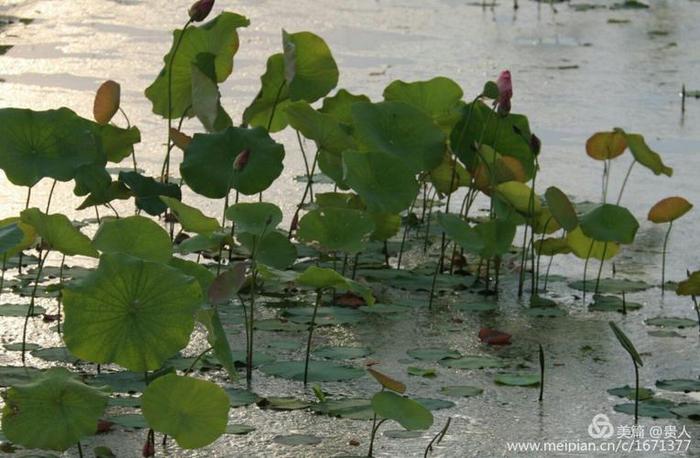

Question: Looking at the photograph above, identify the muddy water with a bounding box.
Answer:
[0,0,700,456]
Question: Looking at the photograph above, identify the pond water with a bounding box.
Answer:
[0,0,699,456]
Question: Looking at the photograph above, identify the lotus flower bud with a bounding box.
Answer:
[530,133,541,156]
[188,0,215,22]
[233,149,250,171]
[495,70,512,116]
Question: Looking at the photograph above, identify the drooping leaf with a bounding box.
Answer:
[580,203,639,244]
[0,108,103,187]
[609,321,643,366]
[181,127,284,198]
[208,263,247,305]
[160,196,220,234]
[63,253,202,371]
[282,30,339,103]
[342,150,420,214]
[352,101,445,174]
[142,374,229,449]
[242,54,291,132]
[145,12,250,119]
[371,391,433,431]
[647,196,693,223]
[585,131,627,160]
[677,271,700,296]
[197,307,237,381]
[191,53,232,132]
[0,218,36,259]
[20,208,97,257]
[495,181,541,215]
[383,77,463,132]
[76,181,131,210]
[544,186,578,231]
[367,368,406,393]
[118,171,181,216]
[622,131,672,177]
[93,80,121,125]
[298,207,375,253]
[92,215,172,263]
[2,368,108,451]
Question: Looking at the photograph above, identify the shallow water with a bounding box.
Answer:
[0,0,700,457]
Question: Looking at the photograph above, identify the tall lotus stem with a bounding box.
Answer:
[303,289,323,386]
[661,222,673,295]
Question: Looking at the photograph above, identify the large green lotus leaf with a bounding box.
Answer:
[63,253,202,372]
[352,101,445,173]
[437,213,483,254]
[176,232,229,255]
[191,53,233,133]
[160,196,220,234]
[196,307,237,381]
[370,212,401,241]
[495,181,542,215]
[0,218,36,258]
[76,181,132,210]
[73,163,112,198]
[225,202,282,236]
[544,186,578,231]
[315,192,364,210]
[429,154,471,195]
[242,53,291,132]
[100,125,141,163]
[297,266,374,305]
[648,196,693,224]
[342,150,420,214]
[1,367,108,451]
[677,271,700,296]
[20,208,97,257]
[238,231,297,269]
[318,149,349,189]
[371,391,433,431]
[0,107,103,187]
[566,227,620,260]
[92,215,172,263]
[181,126,284,198]
[475,220,516,258]
[383,77,463,132]
[298,207,375,253]
[451,101,534,178]
[145,12,250,119]
[580,204,639,244]
[320,89,371,125]
[118,171,181,216]
[142,374,229,449]
[623,131,673,177]
[282,30,339,103]
[285,101,355,154]
[534,237,572,256]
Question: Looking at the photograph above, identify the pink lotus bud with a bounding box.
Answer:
[496,70,512,116]
[233,149,250,171]
[188,0,215,22]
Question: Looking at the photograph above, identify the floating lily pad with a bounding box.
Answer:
[613,398,677,419]
[312,398,373,420]
[284,306,364,326]
[415,398,455,411]
[655,379,700,393]
[524,307,567,317]
[107,396,141,408]
[226,388,260,407]
[0,303,46,317]
[648,330,684,338]
[230,351,275,368]
[568,278,651,293]
[273,434,322,446]
[257,397,310,411]
[4,342,40,352]
[359,303,410,315]
[440,385,483,398]
[589,295,643,313]
[407,367,437,378]
[645,317,698,329]
[453,302,497,313]
[313,346,372,360]
[438,355,506,370]
[372,391,434,431]
[260,361,364,382]
[254,319,307,332]
[106,414,147,429]
[0,366,42,387]
[407,348,461,362]
[88,371,147,393]
[30,347,79,364]
[384,430,425,439]
[226,424,256,435]
[494,373,540,387]
[607,385,654,401]
[670,403,700,420]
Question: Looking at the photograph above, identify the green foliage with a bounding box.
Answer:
[119,171,181,216]
[92,215,172,263]
[225,202,283,236]
[580,204,639,244]
[20,208,97,257]
[298,207,375,253]
[371,391,433,430]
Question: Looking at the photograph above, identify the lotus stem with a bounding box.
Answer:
[594,242,608,295]
[397,191,420,269]
[542,255,554,292]
[22,249,50,365]
[266,81,287,131]
[424,417,452,457]
[422,187,437,253]
[538,344,545,402]
[288,149,319,238]
[633,361,639,425]
[57,254,65,335]
[352,251,360,280]
[367,417,388,457]
[517,223,529,297]
[18,187,32,275]
[616,160,636,206]
[582,240,594,303]
[0,254,6,295]
[163,19,193,183]
[303,289,323,386]
[184,346,213,375]
[622,291,627,315]
[77,441,84,458]
[661,222,673,295]
[45,179,57,214]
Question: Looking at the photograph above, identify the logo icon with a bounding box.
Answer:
[588,414,614,439]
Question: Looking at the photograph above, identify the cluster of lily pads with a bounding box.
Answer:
[0,0,698,456]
